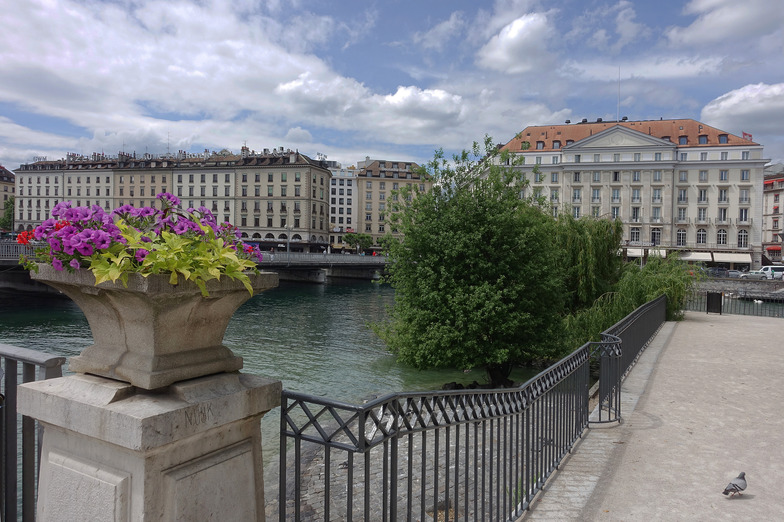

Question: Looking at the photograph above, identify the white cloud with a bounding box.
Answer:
[475,13,553,74]
[666,0,784,47]
[413,11,466,52]
[564,55,726,81]
[284,127,313,142]
[701,83,784,135]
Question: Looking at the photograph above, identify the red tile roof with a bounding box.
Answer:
[501,118,756,153]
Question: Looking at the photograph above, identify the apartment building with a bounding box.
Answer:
[356,158,429,250]
[14,146,332,252]
[499,118,767,269]
[762,163,784,263]
[328,163,360,251]
[1,165,14,222]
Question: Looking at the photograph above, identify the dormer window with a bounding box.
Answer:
[553,140,561,149]
[698,135,708,144]
[679,136,688,145]
[719,134,728,144]
[536,141,545,149]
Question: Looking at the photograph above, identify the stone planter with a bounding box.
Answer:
[31,263,279,389]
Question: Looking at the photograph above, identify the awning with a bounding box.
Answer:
[625,248,643,257]
[767,245,782,251]
[713,252,752,263]
[680,251,713,262]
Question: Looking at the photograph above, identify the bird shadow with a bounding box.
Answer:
[726,494,755,500]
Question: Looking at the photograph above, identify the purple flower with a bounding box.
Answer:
[69,259,81,270]
[173,222,190,235]
[135,249,150,262]
[52,258,64,271]
[91,230,112,249]
[157,192,180,207]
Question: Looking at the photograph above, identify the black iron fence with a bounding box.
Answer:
[0,344,66,522]
[277,295,666,521]
[686,291,784,318]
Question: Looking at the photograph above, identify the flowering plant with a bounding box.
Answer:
[18,192,263,296]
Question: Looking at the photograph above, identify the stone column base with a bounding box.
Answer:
[18,372,281,521]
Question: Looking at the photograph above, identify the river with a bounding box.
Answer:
[0,279,538,468]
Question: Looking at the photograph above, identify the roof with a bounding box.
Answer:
[501,118,757,153]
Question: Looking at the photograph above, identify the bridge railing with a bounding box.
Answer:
[0,241,27,260]
[257,252,386,266]
[276,296,666,521]
[1,344,66,522]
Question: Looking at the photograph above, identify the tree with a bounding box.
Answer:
[0,195,14,230]
[343,232,373,252]
[376,137,565,386]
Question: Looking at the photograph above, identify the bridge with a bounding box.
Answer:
[0,240,388,287]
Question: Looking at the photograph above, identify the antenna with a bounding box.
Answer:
[617,66,621,122]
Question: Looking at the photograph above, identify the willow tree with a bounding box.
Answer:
[376,137,565,386]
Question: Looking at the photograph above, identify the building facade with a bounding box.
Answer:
[499,118,767,269]
[356,158,429,251]
[14,147,332,252]
[762,163,784,263]
[328,163,360,251]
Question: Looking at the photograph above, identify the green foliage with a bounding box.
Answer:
[0,195,14,230]
[343,232,374,251]
[376,137,565,384]
[554,213,625,313]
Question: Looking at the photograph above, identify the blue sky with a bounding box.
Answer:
[1,0,783,171]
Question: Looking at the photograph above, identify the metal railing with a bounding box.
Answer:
[1,344,66,522]
[686,291,784,318]
[277,296,666,521]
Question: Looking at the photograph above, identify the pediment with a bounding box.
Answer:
[565,125,673,150]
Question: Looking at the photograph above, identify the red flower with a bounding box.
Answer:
[17,230,34,245]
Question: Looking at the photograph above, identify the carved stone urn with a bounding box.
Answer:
[31,263,279,389]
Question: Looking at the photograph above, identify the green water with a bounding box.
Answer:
[0,280,538,468]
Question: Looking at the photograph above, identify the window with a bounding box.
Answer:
[671,229,685,247]
[699,135,708,145]
[653,170,662,182]
[652,207,661,221]
[551,172,558,183]
[717,229,728,245]
[631,207,640,221]
[535,157,542,165]
[679,171,688,182]
[719,134,728,144]
[573,172,581,182]
[742,151,750,160]
[572,188,581,202]
[592,171,601,182]
[699,170,708,182]
[572,207,580,218]
[774,218,780,229]
[679,136,688,145]
[718,189,728,203]
[738,230,748,248]
[720,170,728,181]
[611,207,619,219]
[651,228,661,245]
[721,151,728,161]
[535,172,543,183]
[652,188,662,203]
[632,188,641,203]
[697,228,707,244]
[630,227,640,242]
[613,171,620,182]
[551,156,559,164]
[738,208,749,222]
[741,170,749,181]
[698,189,707,203]
[281,186,287,197]
[574,154,581,163]
[553,140,561,149]
[678,189,688,203]
[654,152,662,161]
[612,188,620,202]
[698,208,707,222]
[700,152,708,161]
[679,153,688,161]
[267,186,273,197]
[677,208,687,222]
[592,188,600,202]
[550,189,559,202]
[536,141,544,149]
[634,153,641,162]
[633,171,641,182]
[717,208,727,223]
[613,153,620,162]
[594,154,601,162]
[739,189,750,203]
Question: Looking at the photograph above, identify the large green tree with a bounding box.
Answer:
[343,232,373,252]
[376,138,565,386]
[0,195,14,231]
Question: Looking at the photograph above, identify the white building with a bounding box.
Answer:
[499,118,767,269]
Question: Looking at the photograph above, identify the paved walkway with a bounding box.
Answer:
[522,311,784,521]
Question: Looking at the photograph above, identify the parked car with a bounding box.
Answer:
[740,270,767,280]
[759,265,784,280]
[707,267,729,278]
[727,270,741,278]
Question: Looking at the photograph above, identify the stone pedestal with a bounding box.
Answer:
[18,372,281,521]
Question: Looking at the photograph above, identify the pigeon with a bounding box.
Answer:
[722,472,747,497]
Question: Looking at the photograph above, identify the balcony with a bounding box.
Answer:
[592,197,601,203]
[677,197,688,204]
[572,197,581,203]
[631,197,641,203]
[652,197,662,204]
[739,197,750,205]
[611,197,621,203]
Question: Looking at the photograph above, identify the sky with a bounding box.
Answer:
[1,0,783,172]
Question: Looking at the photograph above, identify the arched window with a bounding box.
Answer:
[265,233,275,239]
[717,229,727,245]
[651,229,662,246]
[677,229,687,247]
[738,230,749,248]
[697,228,707,244]
[630,227,640,242]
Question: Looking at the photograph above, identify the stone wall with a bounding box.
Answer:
[698,279,784,296]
